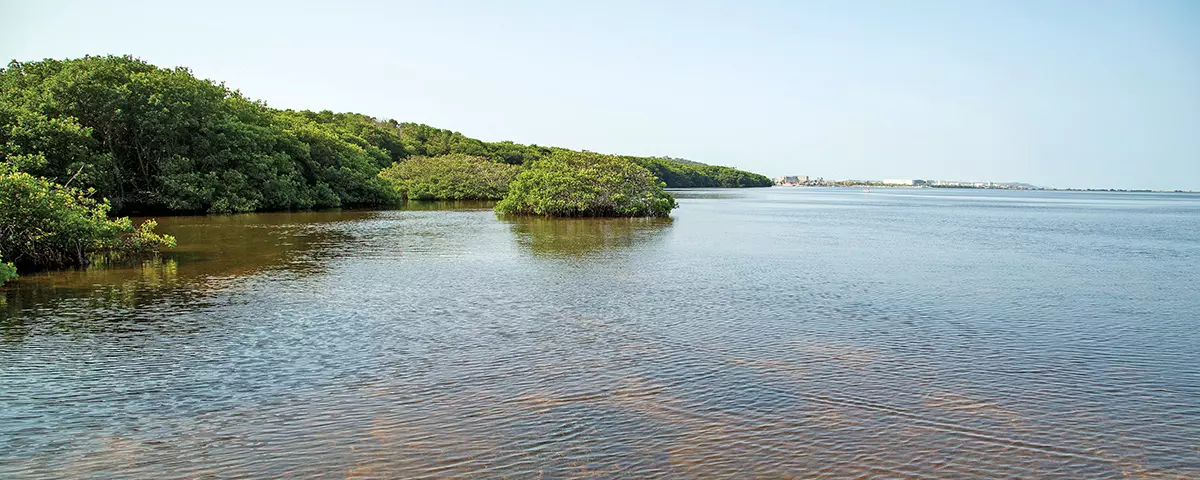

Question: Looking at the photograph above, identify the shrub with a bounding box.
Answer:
[495,151,677,217]
[0,256,15,285]
[0,166,175,270]
[379,153,521,200]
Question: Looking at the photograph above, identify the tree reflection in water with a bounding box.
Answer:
[0,211,371,335]
[502,216,674,258]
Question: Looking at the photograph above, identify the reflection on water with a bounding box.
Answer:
[1,211,369,339]
[2,188,1200,478]
[400,199,497,211]
[667,189,749,200]
[503,216,674,257]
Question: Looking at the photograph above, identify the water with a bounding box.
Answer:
[2,188,1198,478]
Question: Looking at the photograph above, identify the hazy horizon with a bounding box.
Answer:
[2,0,1197,190]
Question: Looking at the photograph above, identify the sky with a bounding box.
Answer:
[2,0,1197,190]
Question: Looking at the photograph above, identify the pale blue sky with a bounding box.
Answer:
[2,0,1197,189]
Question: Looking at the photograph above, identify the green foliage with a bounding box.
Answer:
[295,111,409,164]
[0,165,174,270]
[397,123,551,165]
[632,157,773,188]
[1,55,768,216]
[387,125,767,188]
[0,256,15,285]
[0,102,124,231]
[0,55,397,213]
[496,151,677,217]
[379,153,521,200]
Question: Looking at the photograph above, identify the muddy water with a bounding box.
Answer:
[2,189,1198,478]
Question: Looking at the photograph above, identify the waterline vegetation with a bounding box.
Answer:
[1,54,768,279]
[0,165,175,279]
[496,151,677,217]
[0,258,15,286]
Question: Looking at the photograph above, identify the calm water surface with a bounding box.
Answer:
[2,188,1199,478]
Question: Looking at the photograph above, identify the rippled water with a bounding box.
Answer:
[2,188,1199,478]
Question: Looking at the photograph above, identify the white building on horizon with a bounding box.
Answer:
[774,175,809,185]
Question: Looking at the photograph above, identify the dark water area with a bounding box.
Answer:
[2,188,1199,478]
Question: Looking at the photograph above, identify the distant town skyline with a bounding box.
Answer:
[776,175,1045,187]
[773,175,1045,189]
[2,0,1197,190]
[771,174,1195,191]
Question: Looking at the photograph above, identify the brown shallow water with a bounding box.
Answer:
[2,189,1199,478]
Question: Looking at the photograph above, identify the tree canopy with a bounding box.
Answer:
[379,153,521,200]
[1,55,769,217]
[496,151,677,217]
[0,165,175,273]
[633,157,773,187]
[0,56,409,214]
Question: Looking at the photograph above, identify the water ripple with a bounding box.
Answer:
[2,189,1199,478]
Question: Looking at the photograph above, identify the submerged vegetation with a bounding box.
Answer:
[0,54,769,276]
[496,151,677,217]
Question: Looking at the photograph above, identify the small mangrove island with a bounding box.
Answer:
[0,55,771,283]
[497,151,677,217]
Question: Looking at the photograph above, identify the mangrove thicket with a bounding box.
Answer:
[380,154,521,200]
[1,55,768,213]
[496,151,677,217]
[0,165,175,276]
[1,54,772,278]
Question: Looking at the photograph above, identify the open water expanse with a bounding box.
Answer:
[2,187,1198,478]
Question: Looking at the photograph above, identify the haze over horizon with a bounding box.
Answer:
[3,0,1197,190]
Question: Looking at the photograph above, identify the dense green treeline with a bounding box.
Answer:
[1,55,767,214]
[394,124,769,187]
[397,122,552,166]
[632,157,772,188]
[0,56,401,214]
[379,154,521,200]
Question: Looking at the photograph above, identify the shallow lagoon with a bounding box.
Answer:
[3,188,1199,478]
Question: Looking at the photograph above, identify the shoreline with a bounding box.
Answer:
[769,184,1197,194]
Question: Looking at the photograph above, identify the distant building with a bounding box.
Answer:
[883,179,917,185]
[774,175,808,185]
[924,179,1037,189]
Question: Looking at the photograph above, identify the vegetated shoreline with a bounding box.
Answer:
[2,55,770,217]
[0,55,770,281]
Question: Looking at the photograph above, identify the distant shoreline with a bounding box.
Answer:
[768,184,1197,194]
